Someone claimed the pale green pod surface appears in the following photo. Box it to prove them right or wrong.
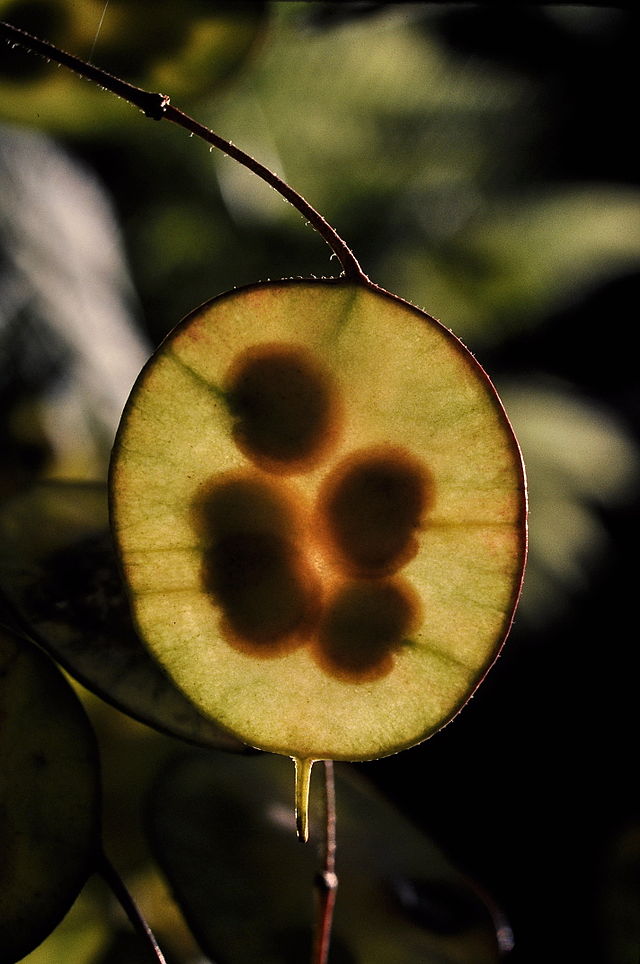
[110,279,526,764]
[0,627,100,964]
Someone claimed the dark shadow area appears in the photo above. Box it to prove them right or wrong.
[390,874,500,940]
[227,342,342,474]
[318,445,433,578]
[314,577,419,682]
[193,472,317,653]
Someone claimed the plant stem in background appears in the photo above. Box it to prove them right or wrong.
[312,761,338,964]
[0,19,366,283]
[98,852,168,964]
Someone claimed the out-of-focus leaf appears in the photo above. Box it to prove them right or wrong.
[0,480,247,751]
[451,188,640,343]
[0,626,100,963]
[0,125,149,488]
[384,186,640,346]
[0,0,269,133]
[17,881,108,964]
[149,752,507,964]
[499,380,640,623]
[210,7,526,228]
[209,9,640,347]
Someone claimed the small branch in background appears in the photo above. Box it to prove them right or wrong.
[97,851,169,964]
[311,761,338,964]
[0,19,366,283]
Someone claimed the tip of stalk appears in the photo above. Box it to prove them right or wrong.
[293,756,315,843]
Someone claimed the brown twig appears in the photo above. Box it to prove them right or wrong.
[311,760,338,964]
[97,851,168,964]
[0,19,366,282]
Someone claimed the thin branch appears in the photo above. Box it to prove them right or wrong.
[97,851,169,964]
[311,761,338,964]
[162,103,365,282]
[0,19,366,282]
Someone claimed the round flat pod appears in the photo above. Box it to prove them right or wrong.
[110,279,526,768]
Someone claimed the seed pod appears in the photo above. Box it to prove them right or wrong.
[110,278,527,836]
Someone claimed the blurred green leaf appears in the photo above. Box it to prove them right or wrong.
[0,480,247,751]
[206,9,640,346]
[451,187,640,343]
[0,0,269,134]
[499,381,639,624]
[382,185,640,346]
[149,753,506,964]
[208,8,525,228]
[17,880,108,964]
[0,626,100,963]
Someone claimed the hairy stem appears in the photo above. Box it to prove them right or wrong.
[312,761,338,964]
[97,851,168,964]
[0,19,366,282]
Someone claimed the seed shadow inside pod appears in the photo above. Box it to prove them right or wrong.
[226,343,343,474]
[192,472,319,655]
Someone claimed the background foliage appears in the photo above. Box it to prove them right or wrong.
[1,2,638,962]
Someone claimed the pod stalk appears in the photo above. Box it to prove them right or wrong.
[293,756,315,843]
[0,19,367,283]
